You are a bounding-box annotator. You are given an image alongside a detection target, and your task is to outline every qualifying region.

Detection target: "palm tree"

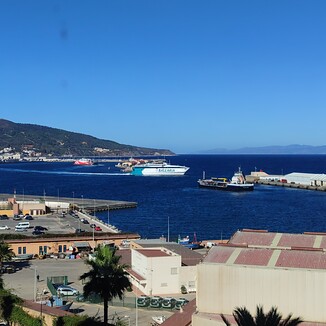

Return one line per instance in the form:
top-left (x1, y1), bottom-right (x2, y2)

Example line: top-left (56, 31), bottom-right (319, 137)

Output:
top-left (221, 306), bottom-right (303, 326)
top-left (79, 246), bottom-right (131, 326)
top-left (0, 241), bottom-right (15, 273)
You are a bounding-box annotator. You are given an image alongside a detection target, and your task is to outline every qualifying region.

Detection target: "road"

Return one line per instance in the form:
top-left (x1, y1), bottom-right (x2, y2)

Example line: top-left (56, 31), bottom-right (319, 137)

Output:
top-left (3, 258), bottom-right (194, 325)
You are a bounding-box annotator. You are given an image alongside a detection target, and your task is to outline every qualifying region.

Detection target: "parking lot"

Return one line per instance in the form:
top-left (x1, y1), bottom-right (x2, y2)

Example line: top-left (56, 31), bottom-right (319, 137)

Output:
top-left (2, 257), bottom-right (194, 325)
top-left (0, 211), bottom-right (114, 236)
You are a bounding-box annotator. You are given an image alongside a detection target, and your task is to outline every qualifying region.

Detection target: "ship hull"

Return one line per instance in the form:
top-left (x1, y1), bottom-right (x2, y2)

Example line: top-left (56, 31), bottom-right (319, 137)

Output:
top-left (132, 164), bottom-right (189, 176)
top-left (198, 182), bottom-right (254, 191)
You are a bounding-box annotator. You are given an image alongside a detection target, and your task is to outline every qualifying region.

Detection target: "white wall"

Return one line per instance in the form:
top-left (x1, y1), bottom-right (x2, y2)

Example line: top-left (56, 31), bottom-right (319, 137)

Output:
top-left (180, 265), bottom-right (197, 293)
top-left (196, 263), bottom-right (326, 323)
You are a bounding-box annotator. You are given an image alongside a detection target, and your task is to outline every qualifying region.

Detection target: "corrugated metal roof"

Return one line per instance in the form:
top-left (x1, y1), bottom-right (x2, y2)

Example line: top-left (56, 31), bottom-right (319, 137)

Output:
top-left (229, 230), bottom-right (276, 246)
top-left (234, 248), bottom-right (273, 266)
top-left (204, 246), bottom-right (235, 263)
top-left (277, 233), bottom-right (316, 248)
top-left (275, 250), bottom-right (326, 269)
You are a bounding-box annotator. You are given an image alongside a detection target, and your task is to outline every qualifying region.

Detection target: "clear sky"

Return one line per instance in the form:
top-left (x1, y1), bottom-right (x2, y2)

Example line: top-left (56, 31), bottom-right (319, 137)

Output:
top-left (0, 1), bottom-right (325, 154)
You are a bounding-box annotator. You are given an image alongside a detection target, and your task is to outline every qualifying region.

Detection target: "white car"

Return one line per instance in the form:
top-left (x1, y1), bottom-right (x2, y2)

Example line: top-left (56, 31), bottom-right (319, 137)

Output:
top-left (57, 286), bottom-right (79, 296)
top-left (0, 226), bottom-right (10, 230)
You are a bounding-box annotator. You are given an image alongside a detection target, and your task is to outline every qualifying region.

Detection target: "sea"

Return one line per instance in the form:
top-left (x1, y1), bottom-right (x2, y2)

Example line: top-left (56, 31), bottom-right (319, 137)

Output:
top-left (0, 154), bottom-right (326, 241)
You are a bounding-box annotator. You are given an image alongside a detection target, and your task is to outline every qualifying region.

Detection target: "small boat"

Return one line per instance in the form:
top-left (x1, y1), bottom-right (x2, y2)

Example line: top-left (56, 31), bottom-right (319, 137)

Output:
top-left (198, 168), bottom-right (254, 191)
top-left (178, 233), bottom-right (201, 249)
top-left (131, 163), bottom-right (190, 176)
top-left (74, 158), bottom-right (93, 166)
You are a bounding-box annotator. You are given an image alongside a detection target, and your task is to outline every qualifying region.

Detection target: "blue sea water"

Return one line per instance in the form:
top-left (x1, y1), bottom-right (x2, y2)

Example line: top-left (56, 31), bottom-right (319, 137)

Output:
top-left (0, 154), bottom-right (326, 241)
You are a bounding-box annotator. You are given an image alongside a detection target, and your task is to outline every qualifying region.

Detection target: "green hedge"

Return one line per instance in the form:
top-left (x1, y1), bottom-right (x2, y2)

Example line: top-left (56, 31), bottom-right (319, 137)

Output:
top-left (10, 306), bottom-right (42, 326)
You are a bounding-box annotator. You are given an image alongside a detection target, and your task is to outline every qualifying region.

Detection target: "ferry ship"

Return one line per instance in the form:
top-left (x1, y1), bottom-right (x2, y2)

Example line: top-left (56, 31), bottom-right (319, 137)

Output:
top-left (197, 168), bottom-right (254, 191)
top-left (73, 158), bottom-right (94, 166)
top-left (131, 162), bottom-right (190, 176)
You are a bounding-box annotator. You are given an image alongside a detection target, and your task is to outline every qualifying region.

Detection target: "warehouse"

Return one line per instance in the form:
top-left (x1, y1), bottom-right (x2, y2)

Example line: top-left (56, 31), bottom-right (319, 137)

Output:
top-left (193, 229), bottom-right (326, 326)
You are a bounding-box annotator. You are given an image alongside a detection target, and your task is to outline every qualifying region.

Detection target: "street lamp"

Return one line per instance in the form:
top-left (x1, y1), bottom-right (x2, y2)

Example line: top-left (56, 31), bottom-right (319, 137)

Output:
top-left (107, 205), bottom-right (110, 226)
top-left (72, 191), bottom-right (75, 210)
top-left (81, 195), bottom-right (84, 212)
top-left (33, 266), bottom-right (37, 302)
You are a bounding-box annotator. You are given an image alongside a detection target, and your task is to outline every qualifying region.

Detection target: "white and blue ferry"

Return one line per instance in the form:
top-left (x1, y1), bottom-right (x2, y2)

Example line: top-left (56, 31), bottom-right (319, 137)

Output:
top-left (131, 162), bottom-right (190, 176)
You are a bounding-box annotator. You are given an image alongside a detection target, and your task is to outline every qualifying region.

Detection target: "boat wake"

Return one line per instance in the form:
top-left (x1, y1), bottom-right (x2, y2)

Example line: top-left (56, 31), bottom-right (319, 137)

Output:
top-left (0, 168), bottom-right (130, 176)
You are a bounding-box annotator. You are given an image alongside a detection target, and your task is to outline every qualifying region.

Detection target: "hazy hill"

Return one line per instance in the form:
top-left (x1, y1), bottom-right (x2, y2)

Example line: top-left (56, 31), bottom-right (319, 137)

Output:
top-left (201, 144), bottom-right (326, 155)
top-left (0, 119), bottom-right (174, 157)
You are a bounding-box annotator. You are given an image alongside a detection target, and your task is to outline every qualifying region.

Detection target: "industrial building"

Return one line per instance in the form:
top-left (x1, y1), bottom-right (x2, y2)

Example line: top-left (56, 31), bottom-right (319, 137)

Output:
top-left (193, 229), bottom-right (326, 325)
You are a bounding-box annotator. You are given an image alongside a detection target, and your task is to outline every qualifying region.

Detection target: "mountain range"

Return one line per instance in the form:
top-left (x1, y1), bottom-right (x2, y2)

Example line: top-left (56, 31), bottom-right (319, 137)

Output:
top-left (0, 119), bottom-right (174, 157)
top-left (200, 144), bottom-right (326, 155)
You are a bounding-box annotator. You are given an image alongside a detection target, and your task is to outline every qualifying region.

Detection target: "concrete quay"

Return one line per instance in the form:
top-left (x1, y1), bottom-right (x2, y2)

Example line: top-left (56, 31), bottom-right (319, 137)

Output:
top-left (256, 180), bottom-right (326, 191)
top-left (0, 193), bottom-right (137, 212)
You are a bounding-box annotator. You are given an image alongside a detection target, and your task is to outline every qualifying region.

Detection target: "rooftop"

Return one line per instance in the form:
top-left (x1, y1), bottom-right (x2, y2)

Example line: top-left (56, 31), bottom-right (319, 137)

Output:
top-left (204, 229), bottom-right (326, 271)
top-left (136, 249), bottom-right (171, 258)
top-left (133, 240), bottom-right (203, 266)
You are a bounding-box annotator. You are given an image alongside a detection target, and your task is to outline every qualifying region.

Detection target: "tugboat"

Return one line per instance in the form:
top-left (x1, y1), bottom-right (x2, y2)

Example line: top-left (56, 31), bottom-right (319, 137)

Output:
top-left (198, 167), bottom-right (254, 192)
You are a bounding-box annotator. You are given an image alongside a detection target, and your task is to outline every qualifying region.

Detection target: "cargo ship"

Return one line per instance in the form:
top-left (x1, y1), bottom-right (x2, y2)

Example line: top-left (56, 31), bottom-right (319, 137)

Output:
top-left (197, 168), bottom-right (254, 191)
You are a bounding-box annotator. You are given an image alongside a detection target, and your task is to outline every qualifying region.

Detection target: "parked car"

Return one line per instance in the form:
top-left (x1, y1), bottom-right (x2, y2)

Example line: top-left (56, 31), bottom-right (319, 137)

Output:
top-left (162, 297), bottom-right (177, 309)
top-left (57, 286), bottom-right (79, 296)
top-left (90, 224), bottom-right (96, 228)
top-left (0, 215), bottom-right (8, 220)
top-left (0, 226), bottom-right (10, 230)
top-left (81, 218), bottom-right (89, 224)
top-left (94, 226), bottom-right (102, 231)
top-left (13, 215), bottom-right (22, 220)
top-left (175, 298), bottom-right (189, 310)
top-left (24, 215), bottom-right (33, 220)
top-left (137, 295), bottom-right (150, 307)
top-left (34, 226), bottom-right (48, 231)
top-left (75, 229), bottom-right (85, 234)
top-left (32, 230), bottom-right (44, 236)
top-left (150, 296), bottom-right (163, 308)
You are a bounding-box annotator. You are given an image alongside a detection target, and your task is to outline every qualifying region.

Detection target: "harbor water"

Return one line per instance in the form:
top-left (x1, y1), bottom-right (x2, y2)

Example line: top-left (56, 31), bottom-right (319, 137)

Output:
top-left (0, 154), bottom-right (326, 241)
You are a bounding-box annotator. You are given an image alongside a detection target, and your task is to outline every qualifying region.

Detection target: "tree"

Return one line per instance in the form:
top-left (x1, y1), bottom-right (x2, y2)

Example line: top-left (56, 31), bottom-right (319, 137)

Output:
top-left (79, 246), bottom-right (131, 326)
top-left (0, 241), bottom-right (15, 272)
top-left (221, 306), bottom-right (303, 326)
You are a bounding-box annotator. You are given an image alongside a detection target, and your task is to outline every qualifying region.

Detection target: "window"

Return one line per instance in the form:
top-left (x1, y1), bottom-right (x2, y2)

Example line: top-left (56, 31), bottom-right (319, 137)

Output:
top-left (171, 267), bottom-right (178, 275)
top-left (39, 246), bottom-right (43, 255)
top-left (58, 245), bottom-right (62, 253)
top-left (44, 246), bottom-right (47, 254)
top-left (23, 247), bottom-right (26, 254)
top-left (18, 247), bottom-right (22, 255)
top-left (63, 245), bottom-right (67, 252)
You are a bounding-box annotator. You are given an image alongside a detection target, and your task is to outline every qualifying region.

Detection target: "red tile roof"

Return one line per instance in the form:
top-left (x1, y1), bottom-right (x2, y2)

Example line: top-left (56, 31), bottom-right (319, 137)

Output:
top-left (161, 299), bottom-right (196, 326)
top-left (128, 268), bottom-right (146, 281)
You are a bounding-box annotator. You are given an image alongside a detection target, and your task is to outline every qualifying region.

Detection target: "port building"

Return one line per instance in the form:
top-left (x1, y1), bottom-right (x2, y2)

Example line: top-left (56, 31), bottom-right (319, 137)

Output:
top-left (124, 239), bottom-right (203, 295)
top-left (193, 229), bottom-right (326, 326)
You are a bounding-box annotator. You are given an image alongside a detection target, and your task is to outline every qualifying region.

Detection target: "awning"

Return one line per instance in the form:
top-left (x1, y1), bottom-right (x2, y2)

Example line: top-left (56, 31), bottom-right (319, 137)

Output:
top-left (74, 241), bottom-right (90, 248)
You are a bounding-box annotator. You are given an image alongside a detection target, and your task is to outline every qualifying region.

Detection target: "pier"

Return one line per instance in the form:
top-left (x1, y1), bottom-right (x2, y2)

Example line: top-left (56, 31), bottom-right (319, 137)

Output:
top-left (256, 180), bottom-right (326, 191)
top-left (0, 193), bottom-right (137, 212)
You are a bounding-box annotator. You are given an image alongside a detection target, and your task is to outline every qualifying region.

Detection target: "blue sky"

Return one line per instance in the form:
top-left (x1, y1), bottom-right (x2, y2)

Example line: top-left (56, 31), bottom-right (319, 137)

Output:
top-left (0, 1), bottom-right (325, 154)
